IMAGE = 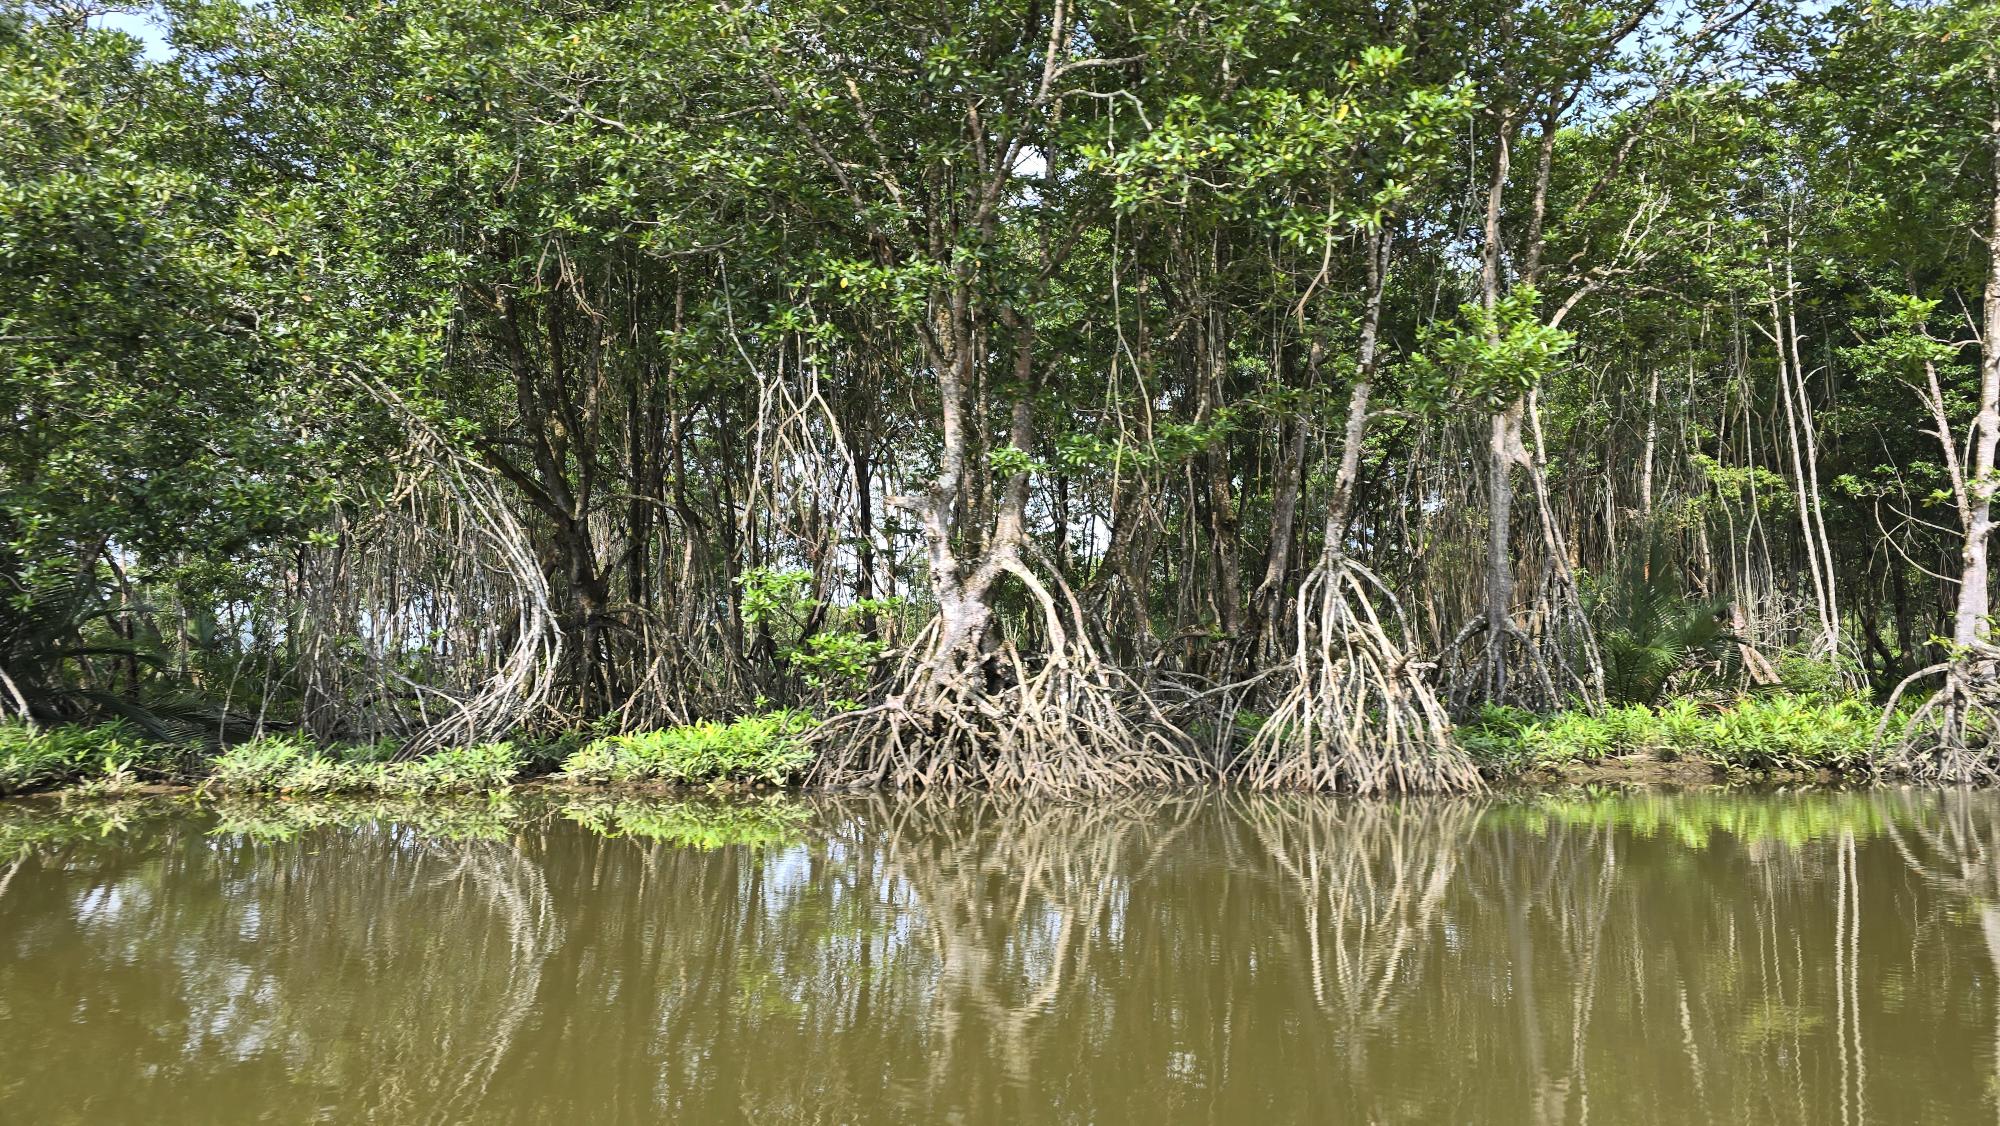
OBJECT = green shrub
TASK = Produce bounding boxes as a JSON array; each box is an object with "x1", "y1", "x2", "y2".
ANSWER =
[
  {"x1": 1653, "y1": 698, "x2": 1707, "y2": 757},
  {"x1": 733, "y1": 567, "x2": 901, "y2": 710},
  {"x1": 1598, "y1": 704, "x2": 1665, "y2": 751},
  {"x1": 1460, "y1": 694, "x2": 1893, "y2": 777},
  {"x1": 1773, "y1": 653, "x2": 1865, "y2": 703},
  {"x1": 1694, "y1": 695, "x2": 1882, "y2": 774},
  {"x1": 1591, "y1": 533, "x2": 1733, "y2": 704},
  {"x1": 521, "y1": 717, "x2": 618, "y2": 772},
  {"x1": 208, "y1": 734, "x2": 318, "y2": 791},
  {"x1": 384, "y1": 742, "x2": 523, "y2": 793},
  {"x1": 1520, "y1": 711, "x2": 1618, "y2": 762},
  {"x1": 0, "y1": 721, "x2": 181, "y2": 794},
  {"x1": 339, "y1": 737, "x2": 407, "y2": 764},
  {"x1": 209, "y1": 736, "x2": 523, "y2": 794},
  {"x1": 791, "y1": 630, "x2": 888, "y2": 706},
  {"x1": 563, "y1": 711, "x2": 816, "y2": 785},
  {"x1": 1459, "y1": 705, "x2": 1629, "y2": 768},
  {"x1": 1454, "y1": 704, "x2": 1541, "y2": 770}
]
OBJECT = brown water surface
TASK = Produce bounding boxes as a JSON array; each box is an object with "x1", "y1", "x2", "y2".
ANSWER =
[{"x1": 0, "y1": 788, "x2": 1994, "y2": 1124}]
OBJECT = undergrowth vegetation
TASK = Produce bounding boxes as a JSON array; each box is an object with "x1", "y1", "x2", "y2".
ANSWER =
[
  {"x1": 208, "y1": 737, "x2": 525, "y2": 795},
  {"x1": 0, "y1": 720, "x2": 191, "y2": 796},
  {"x1": 0, "y1": 708, "x2": 824, "y2": 798},
  {"x1": 1459, "y1": 696, "x2": 1902, "y2": 777},
  {"x1": 0, "y1": 693, "x2": 1942, "y2": 798},
  {"x1": 560, "y1": 711, "x2": 815, "y2": 785}
]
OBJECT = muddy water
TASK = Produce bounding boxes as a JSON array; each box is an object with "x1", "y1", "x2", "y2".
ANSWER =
[{"x1": 0, "y1": 788, "x2": 1994, "y2": 1124}]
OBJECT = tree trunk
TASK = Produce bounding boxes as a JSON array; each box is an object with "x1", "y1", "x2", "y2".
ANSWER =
[
  {"x1": 1485, "y1": 404, "x2": 1522, "y2": 698},
  {"x1": 1202, "y1": 305, "x2": 1244, "y2": 641},
  {"x1": 1327, "y1": 228, "x2": 1391, "y2": 543},
  {"x1": 1249, "y1": 375, "x2": 1309, "y2": 657},
  {"x1": 1955, "y1": 79, "x2": 2000, "y2": 651},
  {"x1": 1639, "y1": 367, "x2": 1660, "y2": 523},
  {"x1": 1479, "y1": 111, "x2": 1518, "y2": 699}
]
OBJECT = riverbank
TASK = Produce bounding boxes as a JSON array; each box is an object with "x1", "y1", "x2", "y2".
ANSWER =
[{"x1": 0, "y1": 693, "x2": 1919, "y2": 800}]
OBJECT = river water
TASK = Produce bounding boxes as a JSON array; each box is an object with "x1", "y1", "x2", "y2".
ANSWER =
[{"x1": 0, "y1": 787, "x2": 1994, "y2": 1124}]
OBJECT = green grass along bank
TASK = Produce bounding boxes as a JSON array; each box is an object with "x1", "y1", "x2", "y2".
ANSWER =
[
  {"x1": 1456, "y1": 696, "x2": 1898, "y2": 783},
  {"x1": 0, "y1": 712, "x2": 814, "y2": 799},
  {"x1": 0, "y1": 694, "x2": 1920, "y2": 799}
]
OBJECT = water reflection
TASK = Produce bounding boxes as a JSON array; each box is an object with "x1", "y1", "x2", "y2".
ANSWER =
[{"x1": 1, "y1": 788, "x2": 1996, "y2": 1124}]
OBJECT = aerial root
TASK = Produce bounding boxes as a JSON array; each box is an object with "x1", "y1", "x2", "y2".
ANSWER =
[
  {"x1": 808, "y1": 560, "x2": 1205, "y2": 794},
  {"x1": 292, "y1": 388, "x2": 562, "y2": 751},
  {"x1": 1236, "y1": 557, "x2": 1481, "y2": 794},
  {"x1": 1440, "y1": 562, "x2": 1602, "y2": 715},
  {"x1": 1888, "y1": 653, "x2": 2000, "y2": 785}
]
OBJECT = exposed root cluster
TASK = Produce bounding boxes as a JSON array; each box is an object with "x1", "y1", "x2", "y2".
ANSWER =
[
  {"x1": 1887, "y1": 655, "x2": 2000, "y2": 784},
  {"x1": 1443, "y1": 562, "x2": 1603, "y2": 716},
  {"x1": 809, "y1": 567, "x2": 1206, "y2": 793},
  {"x1": 1236, "y1": 558, "x2": 1481, "y2": 794},
  {"x1": 809, "y1": 624, "x2": 1204, "y2": 793},
  {"x1": 291, "y1": 394, "x2": 562, "y2": 750}
]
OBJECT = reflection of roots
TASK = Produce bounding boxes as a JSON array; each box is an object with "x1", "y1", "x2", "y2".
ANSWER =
[
  {"x1": 811, "y1": 561, "x2": 1205, "y2": 793},
  {"x1": 1240, "y1": 559, "x2": 1480, "y2": 794},
  {"x1": 828, "y1": 791, "x2": 1205, "y2": 1092},
  {"x1": 424, "y1": 841, "x2": 562, "y2": 1126},
  {"x1": 1234, "y1": 793, "x2": 1483, "y2": 1027},
  {"x1": 1884, "y1": 788, "x2": 2000, "y2": 896},
  {"x1": 1888, "y1": 660, "x2": 2000, "y2": 784},
  {"x1": 203, "y1": 823, "x2": 563, "y2": 1124}
]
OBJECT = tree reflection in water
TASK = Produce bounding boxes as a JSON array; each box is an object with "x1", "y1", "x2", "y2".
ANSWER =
[
  {"x1": 2, "y1": 806, "x2": 563, "y2": 1123},
  {"x1": 1, "y1": 789, "x2": 1998, "y2": 1125}
]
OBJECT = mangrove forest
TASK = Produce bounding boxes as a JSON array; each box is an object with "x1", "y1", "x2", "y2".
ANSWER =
[{"x1": 7, "y1": 0, "x2": 2000, "y2": 794}]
